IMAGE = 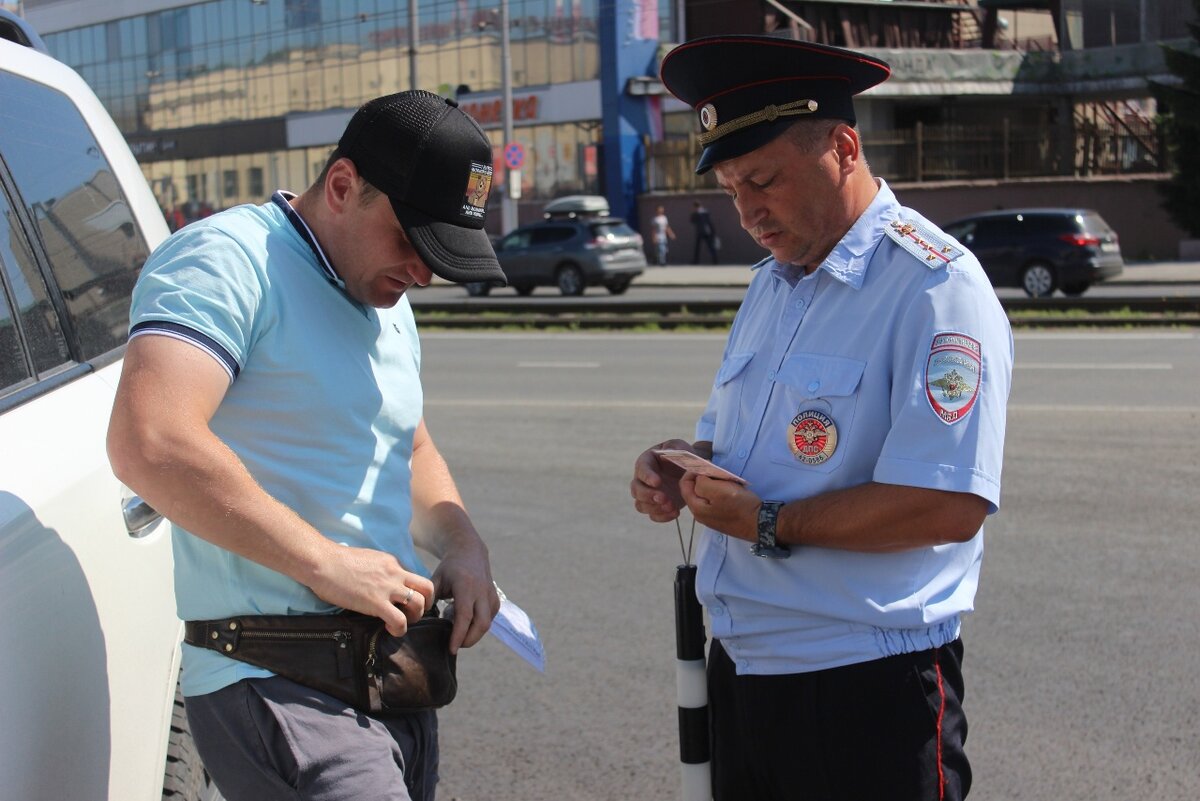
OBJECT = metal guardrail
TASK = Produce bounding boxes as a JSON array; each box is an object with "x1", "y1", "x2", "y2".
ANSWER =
[
  {"x1": 412, "y1": 296, "x2": 1200, "y2": 329},
  {"x1": 1001, "y1": 297, "x2": 1200, "y2": 313},
  {"x1": 413, "y1": 299, "x2": 737, "y2": 315}
]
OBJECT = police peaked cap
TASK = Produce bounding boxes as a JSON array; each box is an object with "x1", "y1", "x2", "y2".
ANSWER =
[{"x1": 659, "y1": 35, "x2": 891, "y2": 174}]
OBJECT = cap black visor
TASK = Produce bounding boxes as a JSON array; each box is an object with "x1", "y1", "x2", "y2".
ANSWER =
[{"x1": 390, "y1": 199, "x2": 507, "y2": 285}]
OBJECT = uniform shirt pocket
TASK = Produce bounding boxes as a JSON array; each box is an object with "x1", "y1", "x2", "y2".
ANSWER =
[
  {"x1": 710, "y1": 352, "x2": 754, "y2": 456},
  {"x1": 765, "y1": 353, "x2": 866, "y2": 473}
]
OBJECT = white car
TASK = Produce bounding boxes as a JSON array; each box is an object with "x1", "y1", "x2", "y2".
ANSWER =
[{"x1": 0, "y1": 13, "x2": 220, "y2": 800}]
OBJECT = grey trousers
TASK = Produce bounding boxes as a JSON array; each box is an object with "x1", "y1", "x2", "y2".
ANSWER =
[{"x1": 185, "y1": 676, "x2": 439, "y2": 801}]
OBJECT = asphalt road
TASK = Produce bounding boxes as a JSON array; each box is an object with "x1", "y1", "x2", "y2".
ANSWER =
[{"x1": 419, "y1": 330, "x2": 1200, "y2": 801}]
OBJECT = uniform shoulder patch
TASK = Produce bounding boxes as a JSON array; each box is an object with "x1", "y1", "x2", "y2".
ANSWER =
[
  {"x1": 925, "y1": 332, "x2": 981, "y2": 425},
  {"x1": 885, "y1": 217, "x2": 962, "y2": 269}
]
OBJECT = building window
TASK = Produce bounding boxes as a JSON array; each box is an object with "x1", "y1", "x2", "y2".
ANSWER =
[
  {"x1": 248, "y1": 166, "x2": 264, "y2": 197},
  {"x1": 223, "y1": 169, "x2": 239, "y2": 199},
  {"x1": 186, "y1": 173, "x2": 205, "y2": 202}
]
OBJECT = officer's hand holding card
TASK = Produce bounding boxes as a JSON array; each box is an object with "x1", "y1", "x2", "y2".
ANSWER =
[{"x1": 653, "y1": 449, "x2": 748, "y2": 485}]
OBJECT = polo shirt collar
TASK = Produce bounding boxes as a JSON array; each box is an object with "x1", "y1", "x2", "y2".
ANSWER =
[{"x1": 271, "y1": 191, "x2": 368, "y2": 316}]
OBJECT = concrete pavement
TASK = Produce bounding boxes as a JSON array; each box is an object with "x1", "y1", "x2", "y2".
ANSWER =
[{"x1": 636, "y1": 260, "x2": 1200, "y2": 288}]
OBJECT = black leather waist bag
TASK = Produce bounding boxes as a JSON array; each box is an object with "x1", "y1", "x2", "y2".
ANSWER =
[{"x1": 184, "y1": 610, "x2": 457, "y2": 716}]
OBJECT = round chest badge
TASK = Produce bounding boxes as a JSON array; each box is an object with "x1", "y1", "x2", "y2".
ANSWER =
[{"x1": 788, "y1": 409, "x2": 838, "y2": 465}]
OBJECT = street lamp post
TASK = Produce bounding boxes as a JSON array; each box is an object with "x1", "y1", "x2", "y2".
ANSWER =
[
  {"x1": 500, "y1": 0, "x2": 516, "y2": 234},
  {"x1": 408, "y1": 0, "x2": 418, "y2": 90}
]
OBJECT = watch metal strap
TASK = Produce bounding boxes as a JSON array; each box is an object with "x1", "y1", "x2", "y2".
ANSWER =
[{"x1": 752, "y1": 500, "x2": 790, "y2": 559}]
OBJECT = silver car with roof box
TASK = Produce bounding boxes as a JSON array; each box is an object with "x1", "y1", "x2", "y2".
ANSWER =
[{"x1": 467, "y1": 195, "x2": 647, "y2": 296}]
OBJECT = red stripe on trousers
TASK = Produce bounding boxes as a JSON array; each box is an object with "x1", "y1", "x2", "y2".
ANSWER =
[{"x1": 934, "y1": 649, "x2": 946, "y2": 801}]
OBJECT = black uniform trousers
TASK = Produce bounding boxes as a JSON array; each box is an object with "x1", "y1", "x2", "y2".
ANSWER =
[{"x1": 708, "y1": 638, "x2": 971, "y2": 801}]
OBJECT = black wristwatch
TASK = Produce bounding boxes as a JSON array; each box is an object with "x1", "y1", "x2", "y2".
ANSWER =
[{"x1": 752, "y1": 500, "x2": 791, "y2": 559}]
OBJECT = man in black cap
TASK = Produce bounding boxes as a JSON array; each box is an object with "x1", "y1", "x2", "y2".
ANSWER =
[
  {"x1": 631, "y1": 37, "x2": 1013, "y2": 800},
  {"x1": 108, "y1": 90, "x2": 506, "y2": 800}
]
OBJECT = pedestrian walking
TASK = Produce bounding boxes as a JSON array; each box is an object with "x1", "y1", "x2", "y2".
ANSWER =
[
  {"x1": 652, "y1": 205, "x2": 676, "y2": 265},
  {"x1": 690, "y1": 200, "x2": 719, "y2": 263}
]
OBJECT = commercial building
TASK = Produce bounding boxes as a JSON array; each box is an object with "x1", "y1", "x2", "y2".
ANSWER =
[
  {"x1": 21, "y1": 0, "x2": 678, "y2": 229},
  {"x1": 17, "y1": 0, "x2": 1199, "y2": 256},
  {"x1": 645, "y1": 0, "x2": 1197, "y2": 260},
  {"x1": 654, "y1": 1, "x2": 1191, "y2": 186}
]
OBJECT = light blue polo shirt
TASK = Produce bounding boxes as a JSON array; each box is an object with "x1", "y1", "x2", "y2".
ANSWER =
[
  {"x1": 695, "y1": 179, "x2": 1013, "y2": 675},
  {"x1": 129, "y1": 192, "x2": 427, "y2": 696}
]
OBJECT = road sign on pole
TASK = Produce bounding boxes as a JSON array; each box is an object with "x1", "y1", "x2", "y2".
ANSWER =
[{"x1": 504, "y1": 142, "x2": 525, "y2": 171}]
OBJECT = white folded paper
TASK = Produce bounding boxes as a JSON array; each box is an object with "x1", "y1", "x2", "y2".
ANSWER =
[{"x1": 489, "y1": 585, "x2": 545, "y2": 673}]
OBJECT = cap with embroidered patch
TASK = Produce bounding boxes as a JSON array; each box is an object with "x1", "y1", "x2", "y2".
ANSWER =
[
  {"x1": 338, "y1": 90, "x2": 506, "y2": 285},
  {"x1": 659, "y1": 36, "x2": 890, "y2": 174}
]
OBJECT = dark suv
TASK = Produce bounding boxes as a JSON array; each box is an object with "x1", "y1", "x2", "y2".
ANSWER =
[
  {"x1": 467, "y1": 214, "x2": 646, "y2": 297},
  {"x1": 942, "y1": 208, "x2": 1124, "y2": 297}
]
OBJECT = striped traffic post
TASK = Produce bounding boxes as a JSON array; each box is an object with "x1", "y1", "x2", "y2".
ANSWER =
[{"x1": 674, "y1": 563, "x2": 711, "y2": 800}]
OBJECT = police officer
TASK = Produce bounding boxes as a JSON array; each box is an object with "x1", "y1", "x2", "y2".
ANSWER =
[{"x1": 630, "y1": 36, "x2": 1013, "y2": 801}]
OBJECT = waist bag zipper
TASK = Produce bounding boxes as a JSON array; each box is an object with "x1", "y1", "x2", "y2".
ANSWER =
[
  {"x1": 238, "y1": 629, "x2": 354, "y2": 678},
  {"x1": 366, "y1": 629, "x2": 382, "y2": 677}
]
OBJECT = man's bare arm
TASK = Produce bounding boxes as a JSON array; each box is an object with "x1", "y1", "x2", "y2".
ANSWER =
[
  {"x1": 409, "y1": 419, "x2": 498, "y2": 652},
  {"x1": 106, "y1": 334, "x2": 431, "y2": 634}
]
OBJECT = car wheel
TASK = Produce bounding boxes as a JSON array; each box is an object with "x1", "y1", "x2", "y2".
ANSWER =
[
  {"x1": 162, "y1": 683, "x2": 224, "y2": 800},
  {"x1": 556, "y1": 264, "x2": 585, "y2": 296},
  {"x1": 465, "y1": 282, "x2": 491, "y2": 297},
  {"x1": 512, "y1": 283, "x2": 535, "y2": 296},
  {"x1": 606, "y1": 278, "x2": 632, "y2": 295},
  {"x1": 1061, "y1": 281, "x2": 1090, "y2": 297},
  {"x1": 1021, "y1": 261, "x2": 1056, "y2": 298}
]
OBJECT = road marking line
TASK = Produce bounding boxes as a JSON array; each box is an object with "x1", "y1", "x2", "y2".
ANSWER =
[
  {"x1": 1010, "y1": 404, "x2": 1200, "y2": 414},
  {"x1": 427, "y1": 398, "x2": 706, "y2": 409},
  {"x1": 427, "y1": 398, "x2": 1200, "y2": 415},
  {"x1": 1014, "y1": 331, "x2": 1195, "y2": 340},
  {"x1": 423, "y1": 332, "x2": 728, "y2": 341},
  {"x1": 1016, "y1": 363, "x2": 1172, "y2": 370},
  {"x1": 424, "y1": 330, "x2": 1196, "y2": 341},
  {"x1": 517, "y1": 361, "x2": 600, "y2": 368}
]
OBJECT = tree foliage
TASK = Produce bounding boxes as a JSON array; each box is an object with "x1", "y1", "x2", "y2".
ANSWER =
[{"x1": 1151, "y1": 2, "x2": 1200, "y2": 237}]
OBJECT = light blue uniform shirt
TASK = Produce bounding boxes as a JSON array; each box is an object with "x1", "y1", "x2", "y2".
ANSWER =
[
  {"x1": 695, "y1": 179, "x2": 1013, "y2": 675},
  {"x1": 129, "y1": 194, "x2": 426, "y2": 696}
]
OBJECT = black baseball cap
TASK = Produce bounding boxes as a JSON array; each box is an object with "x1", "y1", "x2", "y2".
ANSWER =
[
  {"x1": 660, "y1": 36, "x2": 891, "y2": 174},
  {"x1": 338, "y1": 90, "x2": 506, "y2": 285}
]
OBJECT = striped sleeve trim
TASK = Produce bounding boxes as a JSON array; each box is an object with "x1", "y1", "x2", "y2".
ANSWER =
[{"x1": 129, "y1": 321, "x2": 240, "y2": 381}]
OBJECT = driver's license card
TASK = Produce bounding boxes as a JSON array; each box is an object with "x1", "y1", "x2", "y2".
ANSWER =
[{"x1": 653, "y1": 449, "x2": 747, "y2": 485}]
